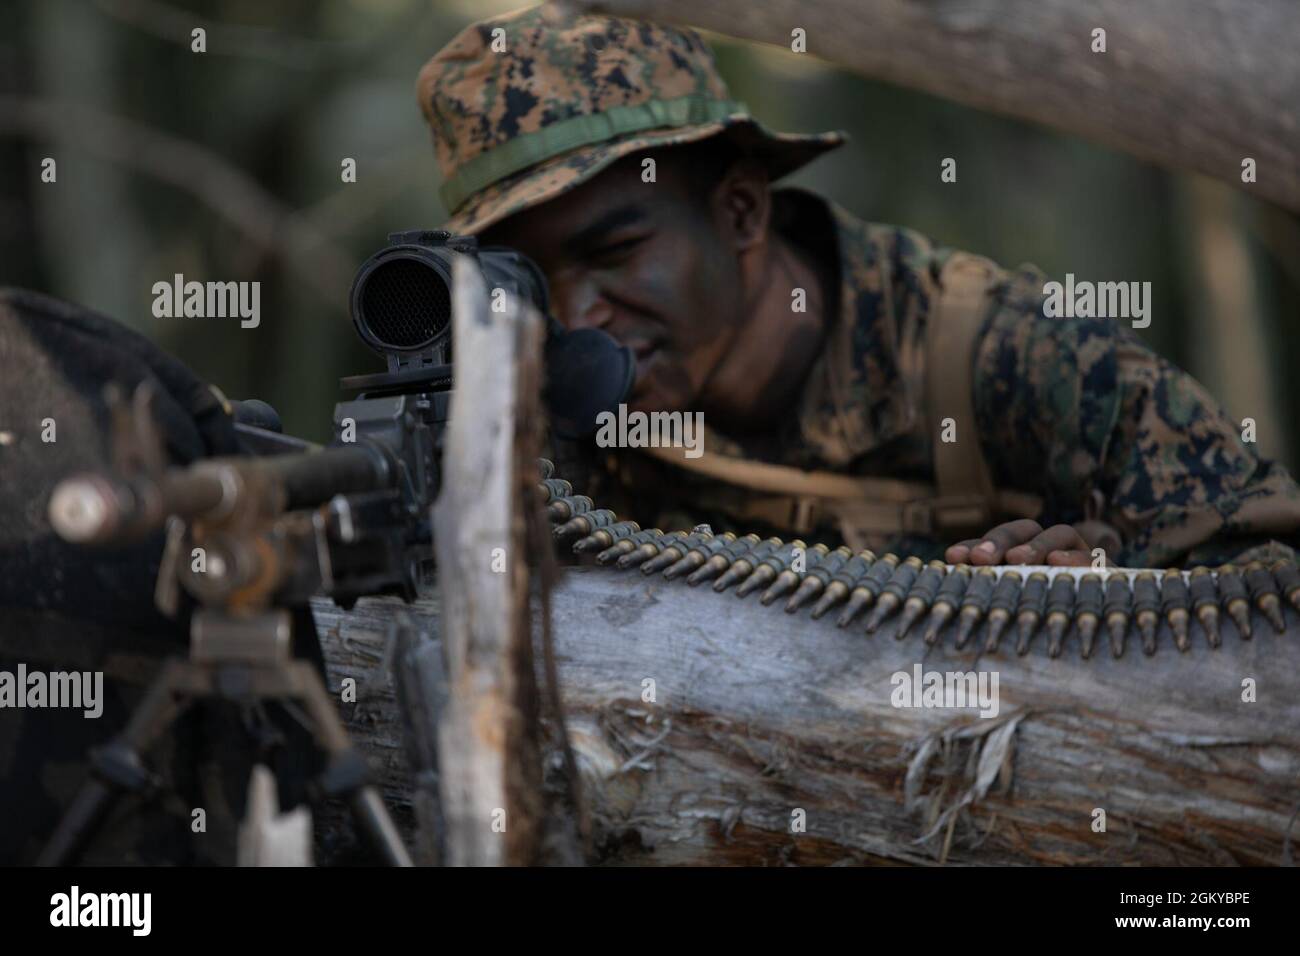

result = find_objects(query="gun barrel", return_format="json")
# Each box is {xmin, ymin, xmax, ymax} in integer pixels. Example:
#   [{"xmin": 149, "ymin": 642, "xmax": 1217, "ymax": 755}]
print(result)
[
  {"xmin": 49, "ymin": 472, "xmax": 225, "ymax": 544},
  {"xmin": 264, "ymin": 445, "xmax": 391, "ymax": 510},
  {"xmin": 49, "ymin": 445, "xmax": 390, "ymax": 545}
]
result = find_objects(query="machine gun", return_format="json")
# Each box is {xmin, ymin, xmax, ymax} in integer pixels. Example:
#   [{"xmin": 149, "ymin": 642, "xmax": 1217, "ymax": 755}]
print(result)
[
  {"xmin": 38, "ymin": 230, "xmax": 634, "ymax": 866},
  {"xmin": 49, "ymin": 230, "xmax": 632, "ymax": 609}
]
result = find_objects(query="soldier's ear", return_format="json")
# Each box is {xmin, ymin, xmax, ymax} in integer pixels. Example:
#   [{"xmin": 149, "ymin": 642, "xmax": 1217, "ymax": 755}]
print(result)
[{"xmin": 712, "ymin": 159, "xmax": 770, "ymax": 253}]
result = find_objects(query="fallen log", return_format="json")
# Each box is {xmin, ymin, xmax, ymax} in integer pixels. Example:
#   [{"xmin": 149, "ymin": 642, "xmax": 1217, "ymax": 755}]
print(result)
[
  {"xmin": 577, "ymin": 0, "xmax": 1300, "ymax": 213},
  {"xmin": 315, "ymin": 562, "xmax": 1300, "ymax": 866}
]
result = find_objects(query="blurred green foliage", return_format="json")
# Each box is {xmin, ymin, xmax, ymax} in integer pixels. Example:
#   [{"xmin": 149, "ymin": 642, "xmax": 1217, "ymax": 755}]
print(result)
[{"xmin": 3, "ymin": 0, "xmax": 1297, "ymax": 469}]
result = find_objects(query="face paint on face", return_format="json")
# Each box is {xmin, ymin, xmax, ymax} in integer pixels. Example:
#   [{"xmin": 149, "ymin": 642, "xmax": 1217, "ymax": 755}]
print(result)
[{"xmin": 481, "ymin": 153, "xmax": 744, "ymax": 415}]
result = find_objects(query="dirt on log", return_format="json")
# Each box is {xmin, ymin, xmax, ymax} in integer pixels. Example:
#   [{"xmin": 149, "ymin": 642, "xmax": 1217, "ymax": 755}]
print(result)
[{"xmin": 315, "ymin": 565, "xmax": 1300, "ymax": 866}]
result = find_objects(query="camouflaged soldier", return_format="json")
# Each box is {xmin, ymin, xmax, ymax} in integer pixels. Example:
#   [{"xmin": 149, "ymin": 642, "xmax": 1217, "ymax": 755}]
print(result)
[{"xmin": 418, "ymin": 3, "xmax": 1300, "ymax": 568}]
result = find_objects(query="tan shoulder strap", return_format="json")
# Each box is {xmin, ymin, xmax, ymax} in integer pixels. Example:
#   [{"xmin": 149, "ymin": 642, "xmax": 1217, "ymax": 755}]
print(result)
[
  {"xmin": 639, "ymin": 444, "xmax": 1040, "ymax": 538},
  {"xmin": 638, "ymin": 445, "xmax": 933, "ymax": 502},
  {"xmin": 925, "ymin": 251, "xmax": 1003, "ymax": 531}
]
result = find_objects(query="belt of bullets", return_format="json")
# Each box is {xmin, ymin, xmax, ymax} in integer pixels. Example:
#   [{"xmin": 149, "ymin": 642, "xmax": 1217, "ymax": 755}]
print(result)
[{"xmin": 536, "ymin": 459, "xmax": 1298, "ymax": 659}]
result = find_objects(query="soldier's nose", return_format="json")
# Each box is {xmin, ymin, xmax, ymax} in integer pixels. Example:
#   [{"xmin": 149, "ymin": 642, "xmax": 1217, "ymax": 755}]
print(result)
[{"xmin": 552, "ymin": 278, "xmax": 614, "ymax": 332}]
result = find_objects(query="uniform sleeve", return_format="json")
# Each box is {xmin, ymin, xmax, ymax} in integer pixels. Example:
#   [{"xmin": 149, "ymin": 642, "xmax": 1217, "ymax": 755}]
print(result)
[
  {"xmin": 973, "ymin": 278, "xmax": 1300, "ymax": 567},
  {"xmin": 1099, "ymin": 338, "xmax": 1300, "ymax": 567},
  {"xmin": 972, "ymin": 268, "xmax": 1121, "ymax": 520}
]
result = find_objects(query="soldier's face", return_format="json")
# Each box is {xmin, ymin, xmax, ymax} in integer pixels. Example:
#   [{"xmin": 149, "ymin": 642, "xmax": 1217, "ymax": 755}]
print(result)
[{"xmin": 480, "ymin": 154, "xmax": 747, "ymax": 415}]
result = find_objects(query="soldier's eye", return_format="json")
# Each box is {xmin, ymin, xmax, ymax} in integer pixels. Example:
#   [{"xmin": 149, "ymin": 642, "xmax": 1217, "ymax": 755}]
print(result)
[{"xmin": 590, "ymin": 235, "xmax": 647, "ymax": 262}]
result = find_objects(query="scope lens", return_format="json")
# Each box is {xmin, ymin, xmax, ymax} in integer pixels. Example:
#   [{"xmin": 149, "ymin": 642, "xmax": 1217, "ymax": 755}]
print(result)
[{"xmin": 357, "ymin": 255, "xmax": 452, "ymax": 350}]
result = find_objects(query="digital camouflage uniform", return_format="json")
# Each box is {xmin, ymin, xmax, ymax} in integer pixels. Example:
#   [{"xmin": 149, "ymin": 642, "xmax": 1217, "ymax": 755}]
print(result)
[
  {"xmin": 419, "ymin": 3, "xmax": 1300, "ymax": 569},
  {"xmin": 619, "ymin": 192, "xmax": 1300, "ymax": 567}
]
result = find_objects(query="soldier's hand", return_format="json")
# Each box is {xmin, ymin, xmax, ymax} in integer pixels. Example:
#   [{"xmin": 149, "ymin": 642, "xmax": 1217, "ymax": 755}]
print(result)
[{"xmin": 945, "ymin": 519, "xmax": 1112, "ymax": 566}]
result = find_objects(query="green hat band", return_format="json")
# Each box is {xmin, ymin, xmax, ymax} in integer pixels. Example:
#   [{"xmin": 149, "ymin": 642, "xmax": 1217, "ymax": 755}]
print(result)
[{"xmin": 439, "ymin": 94, "xmax": 745, "ymax": 212}]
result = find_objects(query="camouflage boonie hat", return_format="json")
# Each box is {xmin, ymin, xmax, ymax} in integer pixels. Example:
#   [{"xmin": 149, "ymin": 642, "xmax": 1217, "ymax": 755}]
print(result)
[{"xmin": 418, "ymin": 3, "xmax": 846, "ymax": 234}]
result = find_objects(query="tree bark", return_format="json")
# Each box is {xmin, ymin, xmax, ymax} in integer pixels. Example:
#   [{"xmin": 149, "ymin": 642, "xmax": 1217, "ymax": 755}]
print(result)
[
  {"xmin": 419, "ymin": 256, "xmax": 548, "ymax": 866},
  {"xmin": 316, "ymin": 565, "xmax": 1300, "ymax": 866},
  {"xmin": 577, "ymin": 0, "xmax": 1300, "ymax": 213}
]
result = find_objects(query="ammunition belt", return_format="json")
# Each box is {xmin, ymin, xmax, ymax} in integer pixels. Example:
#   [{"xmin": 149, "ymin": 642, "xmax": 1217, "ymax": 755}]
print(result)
[{"xmin": 536, "ymin": 459, "xmax": 1298, "ymax": 659}]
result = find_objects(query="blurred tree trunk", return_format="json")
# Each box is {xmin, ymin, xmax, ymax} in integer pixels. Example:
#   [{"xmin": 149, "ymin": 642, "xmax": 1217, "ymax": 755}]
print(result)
[
  {"xmin": 29, "ymin": 0, "xmax": 147, "ymax": 324},
  {"xmin": 582, "ymin": 0, "xmax": 1300, "ymax": 212},
  {"xmin": 0, "ymin": 2, "xmax": 42, "ymax": 288},
  {"xmin": 1177, "ymin": 178, "xmax": 1288, "ymax": 466}
]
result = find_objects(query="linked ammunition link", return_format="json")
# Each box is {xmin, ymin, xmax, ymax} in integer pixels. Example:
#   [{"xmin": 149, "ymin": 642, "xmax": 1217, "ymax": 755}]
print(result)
[
  {"xmin": 1189, "ymin": 566, "xmax": 1222, "ymax": 648},
  {"xmin": 922, "ymin": 563, "xmax": 970, "ymax": 646},
  {"xmin": 1245, "ymin": 560, "xmax": 1285, "ymax": 633},
  {"xmin": 1015, "ymin": 571, "xmax": 1049, "ymax": 656},
  {"xmin": 644, "ymin": 529, "xmax": 731, "ymax": 576},
  {"xmin": 789, "ymin": 545, "xmax": 853, "ymax": 613},
  {"xmin": 895, "ymin": 559, "xmax": 946, "ymax": 641},
  {"xmin": 666, "ymin": 531, "xmax": 749, "ymax": 581},
  {"xmin": 763, "ymin": 542, "xmax": 829, "ymax": 606},
  {"xmin": 1133, "ymin": 571, "xmax": 1160, "ymax": 655},
  {"xmin": 810, "ymin": 549, "xmax": 875, "ymax": 620},
  {"xmin": 1103, "ymin": 574, "xmax": 1132, "ymax": 658},
  {"xmin": 841, "ymin": 553, "xmax": 899, "ymax": 627},
  {"xmin": 983, "ymin": 569, "xmax": 1022, "ymax": 653},
  {"xmin": 866, "ymin": 556, "xmax": 924, "ymax": 634},
  {"xmin": 573, "ymin": 519, "xmax": 641, "ymax": 554},
  {"xmin": 738, "ymin": 539, "xmax": 810, "ymax": 599},
  {"xmin": 714, "ymin": 537, "xmax": 782, "ymax": 592},
  {"xmin": 1218, "ymin": 565, "xmax": 1251, "ymax": 640},
  {"xmin": 1161, "ymin": 569, "xmax": 1191, "ymax": 651},
  {"xmin": 688, "ymin": 533, "xmax": 764, "ymax": 587},
  {"xmin": 617, "ymin": 529, "xmax": 694, "ymax": 570},
  {"xmin": 1044, "ymin": 573, "xmax": 1075, "ymax": 657},
  {"xmin": 548, "ymin": 494, "xmax": 592, "ymax": 523},
  {"xmin": 596, "ymin": 527, "xmax": 663, "ymax": 565},
  {"xmin": 1273, "ymin": 559, "xmax": 1300, "ymax": 612},
  {"xmin": 535, "ymin": 458, "xmax": 1298, "ymax": 659},
  {"xmin": 538, "ymin": 477, "xmax": 571, "ymax": 503},
  {"xmin": 955, "ymin": 567, "xmax": 996, "ymax": 649}
]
